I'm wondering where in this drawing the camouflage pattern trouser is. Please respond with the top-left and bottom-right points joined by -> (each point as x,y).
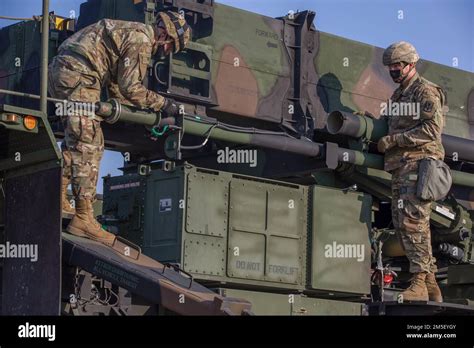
391,161 -> 437,273
48,54 -> 103,200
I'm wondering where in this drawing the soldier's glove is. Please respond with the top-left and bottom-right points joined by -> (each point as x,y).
377,135 -> 398,153
161,98 -> 180,118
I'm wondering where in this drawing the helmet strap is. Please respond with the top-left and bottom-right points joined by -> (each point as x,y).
392,62 -> 414,84
166,11 -> 189,51
400,62 -> 416,84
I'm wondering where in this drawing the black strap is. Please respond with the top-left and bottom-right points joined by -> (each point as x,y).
166,11 -> 189,50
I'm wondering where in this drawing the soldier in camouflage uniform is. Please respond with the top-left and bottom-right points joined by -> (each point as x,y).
378,41 -> 444,302
48,11 -> 191,245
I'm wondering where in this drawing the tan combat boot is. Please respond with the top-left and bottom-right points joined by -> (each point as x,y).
67,199 -> 116,246
426,272 -> 443,302
62,179 -> 75,215
400,272 -> 429,301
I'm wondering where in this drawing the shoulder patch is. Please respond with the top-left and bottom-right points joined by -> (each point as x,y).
422,100 -> 433,113
419,77 -> 446,105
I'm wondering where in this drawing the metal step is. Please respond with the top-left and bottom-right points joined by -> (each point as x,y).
62,233 -> 252,316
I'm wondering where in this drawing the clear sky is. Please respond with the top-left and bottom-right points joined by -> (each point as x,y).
1,0 -> 473,192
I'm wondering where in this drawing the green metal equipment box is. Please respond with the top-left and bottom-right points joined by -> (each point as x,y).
103,163 -> 308,291
103,164 -> 373,296
308,185 -> 372,296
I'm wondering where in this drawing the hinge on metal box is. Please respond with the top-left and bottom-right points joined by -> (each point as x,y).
138,164 -> 152,176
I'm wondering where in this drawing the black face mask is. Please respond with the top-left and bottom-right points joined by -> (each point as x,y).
389,69 -> 402,80
390,63 -> 413,83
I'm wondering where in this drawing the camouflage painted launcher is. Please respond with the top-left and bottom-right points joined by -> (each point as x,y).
1,0 -> 473,149
61,0 -> 472,140
73,0 -> 474,197
1,0 -> 472,187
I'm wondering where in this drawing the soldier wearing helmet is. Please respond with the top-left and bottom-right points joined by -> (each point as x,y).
378,41 -> 446,302
48,11 -> 191,245
156,11 -> 192,54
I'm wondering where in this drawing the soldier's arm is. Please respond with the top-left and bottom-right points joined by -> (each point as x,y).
393,89 -> 443,147
107,82 -> 134,106
116,36 -> 166,112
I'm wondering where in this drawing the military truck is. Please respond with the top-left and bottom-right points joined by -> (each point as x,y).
1,0 -> 474,316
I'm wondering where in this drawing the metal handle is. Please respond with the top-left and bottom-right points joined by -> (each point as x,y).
162,262 -> 194,289
111,235 -> 142,260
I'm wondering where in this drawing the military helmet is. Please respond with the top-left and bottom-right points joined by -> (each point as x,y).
383,41 -> 419,65
157,11 -> 192,53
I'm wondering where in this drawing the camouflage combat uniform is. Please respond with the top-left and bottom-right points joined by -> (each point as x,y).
384,72 -> 446,273
48,19 -> 166,200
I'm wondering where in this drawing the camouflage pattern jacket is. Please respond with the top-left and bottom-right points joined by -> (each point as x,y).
57,19 -> 165,111
384,72 -> 446,172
